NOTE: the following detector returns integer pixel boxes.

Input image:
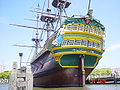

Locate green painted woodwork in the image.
[60,54,79,66]
[53,48,102,55]
[84,55,97,66]
[63,33,101,41]
[60,54,97,67]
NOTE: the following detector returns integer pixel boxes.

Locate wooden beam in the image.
[10,24,54,31]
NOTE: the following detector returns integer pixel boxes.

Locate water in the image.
[0,84,9,90]
[0,84,120,90]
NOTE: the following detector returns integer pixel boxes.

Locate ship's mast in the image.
[87,0,93,17]
[11,0,71,58]
[88,0,91,11]
[38,0,56,40]
[31,3,40,55]
[40,8,55,40]
[52,0,71,30]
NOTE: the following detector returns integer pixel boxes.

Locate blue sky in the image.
[0,0,120,71]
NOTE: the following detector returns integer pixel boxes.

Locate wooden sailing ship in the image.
[30,0,105,87]
[12,0,105,87]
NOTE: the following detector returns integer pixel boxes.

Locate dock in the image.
[86,75,120,84]
[9,61,33,90]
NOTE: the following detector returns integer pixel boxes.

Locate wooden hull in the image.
[33,67,93,87]
[31,17,105,87]
[31,51,94,87]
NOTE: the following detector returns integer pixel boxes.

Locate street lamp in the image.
[19,53,23,68]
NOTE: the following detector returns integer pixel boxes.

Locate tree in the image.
[89,68,112,77]
[0,71,11,79]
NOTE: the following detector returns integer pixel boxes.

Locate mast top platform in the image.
[52,0,71,9]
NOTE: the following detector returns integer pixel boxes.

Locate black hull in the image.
[33,67,93,87]
[31,51,94,87]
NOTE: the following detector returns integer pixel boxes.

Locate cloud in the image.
[105,44,120,53]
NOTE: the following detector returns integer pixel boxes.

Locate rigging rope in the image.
[54,11,61,31]
[48,0,50,8]
[26,47,34,66]
[39,23,46,42]
[42,0,47,13]
[64,9,68,17]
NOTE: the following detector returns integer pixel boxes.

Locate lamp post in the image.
[19,53,23,68]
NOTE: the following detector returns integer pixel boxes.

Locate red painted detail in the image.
[97,80,106,83]
[85,19,91,24]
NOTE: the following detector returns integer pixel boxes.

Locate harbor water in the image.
[1,84,120,90]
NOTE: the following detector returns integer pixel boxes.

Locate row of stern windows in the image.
[61,39,104,50]
[63,24,105,37]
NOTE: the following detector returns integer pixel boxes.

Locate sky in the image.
[0,0,120,71]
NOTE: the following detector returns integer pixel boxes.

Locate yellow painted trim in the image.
[61,66,79,68]
[52,52,102,58]
[51,46,104,53]
[68,18,76,20]
[54,55,63,61]
[66,22,99,28]
[64,37,102,44]
[53,51,102,68]
[93,57,101,68]
[57,56,95,68]
[59,66,95,68]
[64,31,103,40]
[84,66,94,68]
[66,22,88,25]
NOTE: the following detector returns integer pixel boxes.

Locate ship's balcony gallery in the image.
[61,39,103,50]
[63,24,105,37]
